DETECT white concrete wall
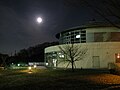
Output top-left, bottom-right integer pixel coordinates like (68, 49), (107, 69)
(86, 27), (120, 42)
(45, 42), (120, 69)
(86, 27), (120, 33)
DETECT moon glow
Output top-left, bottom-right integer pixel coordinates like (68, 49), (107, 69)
(37, 17), (42, 23)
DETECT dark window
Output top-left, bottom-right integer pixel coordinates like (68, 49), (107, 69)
(81, 41), (86, 43)
(81, 31), (86, 33)
(81, 34), (86, 37)
(81, 38), (86, 40)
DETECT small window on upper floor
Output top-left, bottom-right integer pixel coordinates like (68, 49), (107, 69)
(76, 35), (81, 38)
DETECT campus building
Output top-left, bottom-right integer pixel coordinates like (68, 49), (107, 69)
(45, 22), (120, 69)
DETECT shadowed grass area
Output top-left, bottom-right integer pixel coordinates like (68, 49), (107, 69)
(0, 68), (120, 90)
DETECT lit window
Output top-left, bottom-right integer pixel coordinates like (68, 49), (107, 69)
(58, 52), (64, 58)
(53, 59), (57, 67)
(76, 35), (80, 38)
(117, 54), (120, 58)
(59, 55), (64, 58)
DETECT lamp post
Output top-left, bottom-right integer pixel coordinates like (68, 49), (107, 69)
(28, 66), (32, 72)
(34, 65), (37, 69)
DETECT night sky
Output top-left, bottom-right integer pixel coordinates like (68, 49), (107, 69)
(0, 0), (100, 55)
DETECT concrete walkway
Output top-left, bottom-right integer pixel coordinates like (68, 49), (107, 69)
(36, 66), (47, 69)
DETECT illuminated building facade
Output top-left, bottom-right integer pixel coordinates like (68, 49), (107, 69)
(45, 22), (120, 69)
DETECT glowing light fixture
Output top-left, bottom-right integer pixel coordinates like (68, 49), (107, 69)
(34, 65), (37, 68)
(28, 66), (32, 70)
(46, 63), (48, 66)
(59, 55), (64, 58)
(117, 54), (120, 58)
(18, 64), (20, 66)
(76, 35), (80, 38)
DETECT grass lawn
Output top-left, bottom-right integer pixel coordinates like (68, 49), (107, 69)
(0, 68), (120, 90)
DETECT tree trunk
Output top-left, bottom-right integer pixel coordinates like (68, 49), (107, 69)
(71, 60), (74, 72)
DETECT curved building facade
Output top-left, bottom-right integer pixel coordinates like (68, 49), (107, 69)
(45, 23), (120, 69)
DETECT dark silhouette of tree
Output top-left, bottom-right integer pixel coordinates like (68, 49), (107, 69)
(0, 42), (59, 67)
(12, 42), (59, 63)
(16, 49), (29, 63)
(64, 0), (120, 28)
(59, 44), (87, 72)
(0, 53), (9, 69)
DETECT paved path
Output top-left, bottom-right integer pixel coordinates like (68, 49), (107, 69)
(36, 66), (47, 69)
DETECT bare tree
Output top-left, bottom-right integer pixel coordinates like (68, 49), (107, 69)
(58, 44), (87, 72)
(64, 0), (120, 28)
(0, 54), (9, 69)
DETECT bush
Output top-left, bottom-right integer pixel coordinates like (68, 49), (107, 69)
(0, 67), (4, 70)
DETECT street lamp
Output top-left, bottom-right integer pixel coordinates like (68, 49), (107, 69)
(28, 66), (32, 72)
(34, 65), (37, 69)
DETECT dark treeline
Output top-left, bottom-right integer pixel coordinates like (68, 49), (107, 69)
(0, 42), (59, 66)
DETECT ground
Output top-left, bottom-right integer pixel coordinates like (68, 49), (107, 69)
(0, 68), (120, 90)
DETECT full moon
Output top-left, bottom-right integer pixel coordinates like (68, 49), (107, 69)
(37, 17), (42, 23)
